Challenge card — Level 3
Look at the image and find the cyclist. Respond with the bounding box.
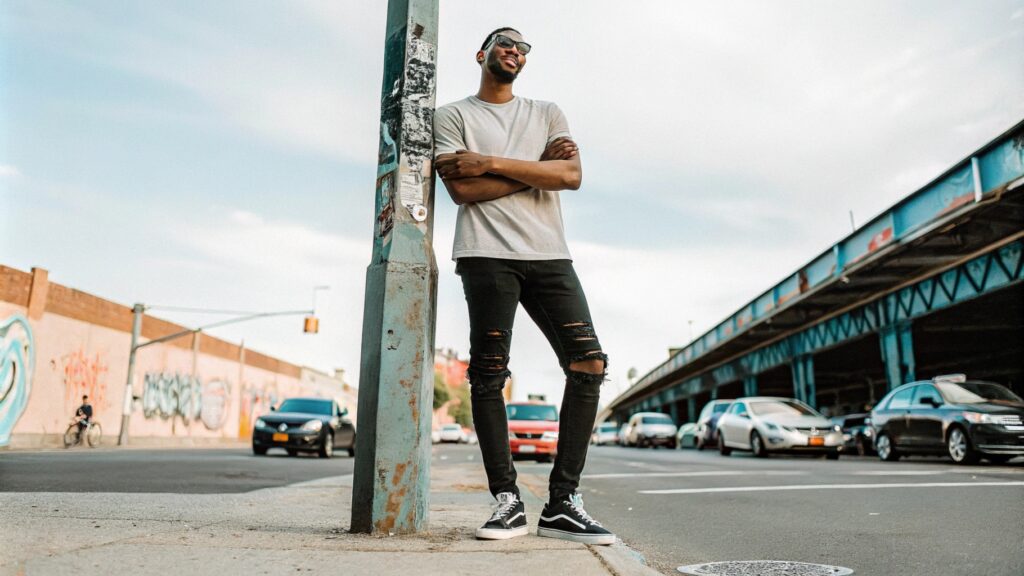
[75,395,93,439]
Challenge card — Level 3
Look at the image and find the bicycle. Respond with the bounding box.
[63,417,102,448]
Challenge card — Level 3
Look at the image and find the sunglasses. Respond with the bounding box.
[489,34,531,55]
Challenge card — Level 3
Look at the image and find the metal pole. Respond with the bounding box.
[351,0,439,535]
[117,303,144,445]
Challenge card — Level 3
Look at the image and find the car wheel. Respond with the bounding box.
[286,449,298,457]
[252,445,268,456]
[876,433,899,462]
[946,426,978,465]
[718,433,732,456]
[750,431,767,457]
[348,435,356,458]
[696,437,705,451]
[825,450,840,460]
[986,455,1013,465]
[318,432,334,459]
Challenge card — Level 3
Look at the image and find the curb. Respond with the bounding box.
[591,541,666,576]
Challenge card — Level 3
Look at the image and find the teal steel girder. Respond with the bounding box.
[620,239,1022,414]
[627,123,1024,400]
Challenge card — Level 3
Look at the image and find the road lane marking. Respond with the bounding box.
[639,481,1024,495]
[585,470,803,479]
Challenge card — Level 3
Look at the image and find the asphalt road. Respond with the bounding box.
[508,444,1024,576]
[0,447,355,493]
[4,443,1022,575]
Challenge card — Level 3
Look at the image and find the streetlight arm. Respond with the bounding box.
[135,309,313,350]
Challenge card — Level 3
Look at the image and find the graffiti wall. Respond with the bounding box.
[0,265,353,447]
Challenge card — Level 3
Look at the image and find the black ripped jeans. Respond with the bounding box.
[456,257,607,503]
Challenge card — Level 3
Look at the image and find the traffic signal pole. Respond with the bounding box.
[350,0,439,534]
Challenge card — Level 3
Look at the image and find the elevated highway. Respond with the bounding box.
[607,121,1024,423]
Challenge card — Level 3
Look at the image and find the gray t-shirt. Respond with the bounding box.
[434,95,573,261]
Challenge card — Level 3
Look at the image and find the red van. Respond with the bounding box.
[507,402,559,462]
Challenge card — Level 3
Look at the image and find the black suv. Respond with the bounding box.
[870,375,1024,464]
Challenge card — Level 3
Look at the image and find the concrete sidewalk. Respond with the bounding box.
[0,461,662,576]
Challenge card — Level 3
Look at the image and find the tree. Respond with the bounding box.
[448,384,473,428]
[433,373,450,411]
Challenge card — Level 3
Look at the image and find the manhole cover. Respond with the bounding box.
[677,561,853,576]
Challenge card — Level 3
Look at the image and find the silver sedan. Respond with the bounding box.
[716,397,844,459]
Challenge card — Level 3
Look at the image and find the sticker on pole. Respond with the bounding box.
[677,561,853,576]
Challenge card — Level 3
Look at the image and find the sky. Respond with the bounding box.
[2,1,1023,410]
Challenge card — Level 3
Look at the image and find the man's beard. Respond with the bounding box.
[486,58,519,83]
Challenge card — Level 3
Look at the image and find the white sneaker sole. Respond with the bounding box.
[475,525,529,540]
[537,526,616,545]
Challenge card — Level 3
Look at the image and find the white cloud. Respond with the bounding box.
[0,165,21,178]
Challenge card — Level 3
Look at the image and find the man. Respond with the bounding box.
[433,27,614,545]
[75,395,93,439]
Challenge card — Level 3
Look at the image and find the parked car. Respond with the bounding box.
[617,422,631,446]
[831,413,874,456]
[252,397,355,458]
[507,401,559,462]
[591,422,619,445]
[437,423,468,443]
[675,422,700,449]
[625,412,678,448]
[716,397,843,459]
[871,375,1024,465]
[695,400,733,450]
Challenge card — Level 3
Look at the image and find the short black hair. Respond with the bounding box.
[481,27,521,51]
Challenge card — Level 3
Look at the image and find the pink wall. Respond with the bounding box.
[0,300,329,447]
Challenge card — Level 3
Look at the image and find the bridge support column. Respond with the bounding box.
[710,386,718,400]
[743,375,757,397]
[791,355,816,409]
[880,320,915,391]
[668,402,680,425]
[687,397,696,422]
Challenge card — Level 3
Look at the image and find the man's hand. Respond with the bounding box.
[541,137,578,161]
[436,150,492,179]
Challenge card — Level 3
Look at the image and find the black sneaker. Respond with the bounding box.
[537,493,615,545]
[475,492,528,540]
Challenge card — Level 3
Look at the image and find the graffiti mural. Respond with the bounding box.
[1,314,35,446]
[62,349,108,409]
[199,379,231,430]
[238,381,279,438]
[141,372,232,430]
[142,372,202,422]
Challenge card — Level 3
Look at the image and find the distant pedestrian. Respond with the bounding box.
[433,27,614,545]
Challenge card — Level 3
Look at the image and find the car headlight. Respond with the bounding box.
[833,425,842,433]
[541,431,559,441]
[300,419,323,432]
[764,422,779,431]
[962,412,997,424]
[255,418,267,429]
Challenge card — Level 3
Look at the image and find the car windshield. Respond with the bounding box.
[749,400,819,417]
[277,399,332,415]
[506,404,558,421]
[598,423,617,432]
[442,424,461,430]
[641,415,673,424]
[936,382,1023,404]
[713,404,730,414]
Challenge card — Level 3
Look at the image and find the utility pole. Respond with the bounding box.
[351,0,439,535]
[117,304,144,446]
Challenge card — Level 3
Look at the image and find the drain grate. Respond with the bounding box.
[677,561,854,576]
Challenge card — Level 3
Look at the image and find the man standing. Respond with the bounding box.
[433,27,614,545]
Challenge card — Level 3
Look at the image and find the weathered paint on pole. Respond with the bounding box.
[117,303,144,445]
[351,0,439,535]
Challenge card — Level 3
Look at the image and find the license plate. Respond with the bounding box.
[272,432,288,442]
[518,444,536,453]
[808,437,824,447]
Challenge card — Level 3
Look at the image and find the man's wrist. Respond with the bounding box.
[487,156,503,175]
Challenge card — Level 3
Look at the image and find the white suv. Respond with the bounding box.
[626,412,678,448]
